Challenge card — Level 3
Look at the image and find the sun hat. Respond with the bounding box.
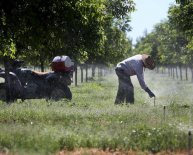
[142,54,155,70]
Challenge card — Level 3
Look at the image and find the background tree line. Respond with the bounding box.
[0,0,136,102]
[0,0,187,67]
[0,0,191,102]
[0,0,134,69]
[133,0,193,81]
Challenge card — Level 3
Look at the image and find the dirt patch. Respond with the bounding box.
[57,148,193,155]
[1,148,192,155]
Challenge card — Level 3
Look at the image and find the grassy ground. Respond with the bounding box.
[0,70,193,154]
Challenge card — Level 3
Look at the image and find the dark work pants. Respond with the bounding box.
[114,68,134,104]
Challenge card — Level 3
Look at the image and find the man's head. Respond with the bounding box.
[142,54,155,70]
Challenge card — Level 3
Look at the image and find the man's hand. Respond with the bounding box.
[145,87,155,98]
[148,91,155,98]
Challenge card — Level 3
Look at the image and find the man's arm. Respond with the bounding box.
[144,87,155,98]
[133,60,155,98]
[136,73,155,98]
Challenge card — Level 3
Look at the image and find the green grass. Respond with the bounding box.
[0,71,193,154]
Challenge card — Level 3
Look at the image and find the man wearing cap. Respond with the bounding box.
[114,54,155,104]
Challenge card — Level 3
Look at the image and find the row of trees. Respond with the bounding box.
[0,0,135,102]
[0,0,134,69]
[0,0,186,67]
[133,1,193,74]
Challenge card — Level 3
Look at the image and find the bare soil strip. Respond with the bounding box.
[57,148,193,155]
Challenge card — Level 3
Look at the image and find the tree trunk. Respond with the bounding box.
[4,57,11,103]
[172,66,175,79]
[81,66,83,83]
[85,64,88,82]
[75,63,78,86]
[156,66,159,73]
[185,65,188,81]
[168,66,170,76]
[40,55,44,72]
[176,66,178,79]
[161,66,164,74]
[92,65,96,77]
[169,66,171,77]
[179,65,183,80]
[191,67,193,82]
[169,66,172,77]
[99,66,103,77]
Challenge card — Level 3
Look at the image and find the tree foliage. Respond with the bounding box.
[168,3,193,65]
[133,0,193,67]
[133,19,189,66]
[176,0,192,5]
[0,0,134,66]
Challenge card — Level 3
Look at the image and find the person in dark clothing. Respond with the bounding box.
[115,54,156,104]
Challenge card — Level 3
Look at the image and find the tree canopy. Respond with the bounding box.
[134,1,193,67]
[0,0,135,66]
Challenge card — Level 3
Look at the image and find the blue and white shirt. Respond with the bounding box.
[116,54,147,90]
